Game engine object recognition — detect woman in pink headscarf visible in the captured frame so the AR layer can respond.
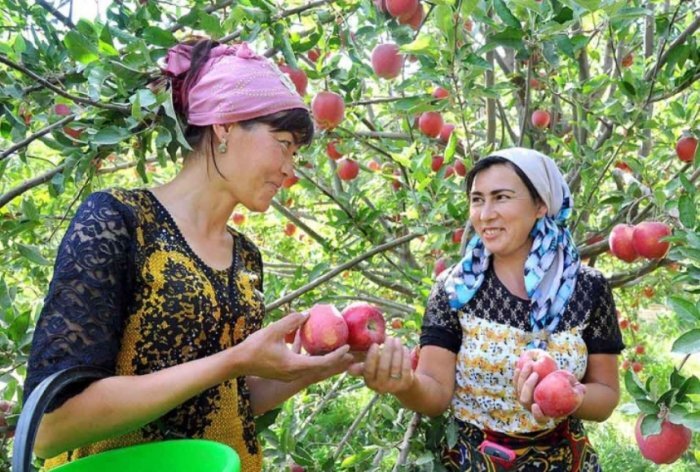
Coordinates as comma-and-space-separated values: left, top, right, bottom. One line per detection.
24, 38, 353, 471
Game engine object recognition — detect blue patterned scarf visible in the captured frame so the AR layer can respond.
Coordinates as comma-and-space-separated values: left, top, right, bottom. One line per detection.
443, 148, 580, 348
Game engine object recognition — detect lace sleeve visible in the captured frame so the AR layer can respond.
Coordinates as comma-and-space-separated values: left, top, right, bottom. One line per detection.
23, 192, 133, 411
419, 277, 462, 353
582, 271, 625, 355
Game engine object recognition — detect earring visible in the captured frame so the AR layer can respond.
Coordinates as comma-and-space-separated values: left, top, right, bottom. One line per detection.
217, 139, 227, 154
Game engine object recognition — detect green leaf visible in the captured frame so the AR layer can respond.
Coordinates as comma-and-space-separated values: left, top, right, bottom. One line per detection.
142, 27, 177, 48
92, 127, 130, 146
679, 411, 700, 432
446, 417, 458, 448
63, 31, 99, 64
640, 413, 662, 437
154, 126, 172, 148
678, 194, 696, 228
16, 243, 50, 266
678, 376, 700, 402
8, 310, 30, 343
494, 0, 521, 29
636, 399, 659, 415
400, 35, 440, 55
554, 35, 575, 59
668, 296, 700, 323
445, 132, 458, 161
672, 329, 700, 355
625, 370, 648, 400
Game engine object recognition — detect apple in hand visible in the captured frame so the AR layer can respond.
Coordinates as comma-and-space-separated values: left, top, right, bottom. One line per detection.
300, 304, 349, 355
341, 302, 386, 351
533, 370, 585, 418
635, 415, 692, 464
516, 349, 558, 381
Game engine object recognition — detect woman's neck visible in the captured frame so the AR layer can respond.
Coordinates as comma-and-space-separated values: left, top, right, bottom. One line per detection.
491, 251, 529, 299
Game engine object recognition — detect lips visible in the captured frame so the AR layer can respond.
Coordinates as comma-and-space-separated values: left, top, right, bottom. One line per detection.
482, 227, 504, 238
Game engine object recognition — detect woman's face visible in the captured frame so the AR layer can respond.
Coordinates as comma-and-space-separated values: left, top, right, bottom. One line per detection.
217, 122, 299, 212
469, 164, 547, 261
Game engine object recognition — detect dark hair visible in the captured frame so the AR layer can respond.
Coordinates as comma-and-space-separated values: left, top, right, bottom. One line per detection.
169, 38, 314, 172
466, 155, 542, 203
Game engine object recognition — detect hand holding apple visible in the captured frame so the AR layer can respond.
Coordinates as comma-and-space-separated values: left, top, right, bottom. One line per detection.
533, 370, 586, 419
348, 337, 414, 394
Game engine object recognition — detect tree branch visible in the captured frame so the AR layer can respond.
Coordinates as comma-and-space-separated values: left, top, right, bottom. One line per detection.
0, 164, 65, 209
391, 412, 422, 471
0, 115, 75, 162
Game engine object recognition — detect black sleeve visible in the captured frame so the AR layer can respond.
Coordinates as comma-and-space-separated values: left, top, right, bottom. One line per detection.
420, 277, 462, 353
23, 191, 133, 411
582, 272, 625, 355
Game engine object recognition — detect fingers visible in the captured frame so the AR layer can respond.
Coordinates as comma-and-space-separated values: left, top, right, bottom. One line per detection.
363, 343, 382, 382
531, 403, 549, 424
274, 311, 309, 334
518, 371, 539, 406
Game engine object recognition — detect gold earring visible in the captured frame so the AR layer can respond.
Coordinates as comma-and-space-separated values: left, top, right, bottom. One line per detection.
218, 140, 227, 154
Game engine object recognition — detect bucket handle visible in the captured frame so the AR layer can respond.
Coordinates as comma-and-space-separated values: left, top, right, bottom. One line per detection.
13, 366, 110, 472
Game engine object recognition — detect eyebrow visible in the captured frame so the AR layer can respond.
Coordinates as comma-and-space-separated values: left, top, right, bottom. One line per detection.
469, 189, 517, 196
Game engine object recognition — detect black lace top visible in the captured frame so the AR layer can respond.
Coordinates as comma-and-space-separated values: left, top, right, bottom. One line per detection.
419, 264, 624, 432
24, 189, 265, 470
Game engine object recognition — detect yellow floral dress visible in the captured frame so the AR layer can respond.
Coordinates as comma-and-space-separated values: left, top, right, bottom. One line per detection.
25, 188, 265, 471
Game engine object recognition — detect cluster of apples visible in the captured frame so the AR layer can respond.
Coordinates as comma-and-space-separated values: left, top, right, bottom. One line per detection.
374, 0, 424, 30
609, 221, 671, 263
288, 302, 386, 354
515, 349, 585, 418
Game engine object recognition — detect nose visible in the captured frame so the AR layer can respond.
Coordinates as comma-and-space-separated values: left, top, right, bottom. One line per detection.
479, 199, 497, 221
281, 156, 294, 178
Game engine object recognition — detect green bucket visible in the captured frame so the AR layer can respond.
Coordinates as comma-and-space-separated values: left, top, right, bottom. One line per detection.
51, 440, 240, 472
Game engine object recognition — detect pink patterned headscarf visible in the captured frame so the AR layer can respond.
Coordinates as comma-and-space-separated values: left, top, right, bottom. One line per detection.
163, 42, 307, 126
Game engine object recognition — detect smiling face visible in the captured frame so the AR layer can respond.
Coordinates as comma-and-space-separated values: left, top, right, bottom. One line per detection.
214, 122, 299, 212
469, 164, 547, 262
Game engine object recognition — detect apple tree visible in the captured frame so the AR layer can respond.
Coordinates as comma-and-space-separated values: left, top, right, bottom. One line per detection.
0, 0, 699, 470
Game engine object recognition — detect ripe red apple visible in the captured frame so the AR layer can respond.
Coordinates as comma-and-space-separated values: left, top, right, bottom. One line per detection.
529, 78, 544, 90
615, 161, 632, 173
432, 87, 449, 99
390, 318, 403, 329
284, 222, 297, 237
439, 123, 455, 143
326, 140, 343, 160
675, 136, 697, 163
622, 359, 631, 370
63, 126, 83, 139
454, 160, 467, 177
282, 174, 299, 188
410, 345, 420, 370
632, 221, 671, 260
632, 362, 643, 373
403, 4, 424, 30
232, 212, 246, 225
609, 224, 638, 262
337, 158, 359, 181
444, 165, 455, 178
635, 416, 692, 464
431, 155, 444, 172
371, 43, 403, 79
278, 64, 308, 96
300, 304, 349, 355
452, 228, 464, 244
341, 302, 386, 351
434, 257, 447, 277
635, 345, 645, 355
531, 110, 551, 129
533, 370, 585, 418
418, 111, 443, 138
516, 349, 558, 381
621, 53, 634, 68
307, 48, 320, 63
386, 0, 418, 21
619, 319, 630, 330
312, 91, 345, 130
368, 160, 380, 171
54, 104, 71, 116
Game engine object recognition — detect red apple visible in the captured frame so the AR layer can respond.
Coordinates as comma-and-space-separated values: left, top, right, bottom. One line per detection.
326, 140, 343, 160
312, 92, 345, 130
516, 349, 558, 381
439, 123, 455, 143
418, 111, 443, 138
531, 110, 551, 129
390, 318, 403, 329
284, 222, 297, 237
410, 345, 420, 370
63, 126, 83, 139
529, 78, 544, 90
615, 161, 632, 173
289, 463, 306, 472
278, 64, 307, 96
452, 228, 464, 244
368, 160, 381, 171
431, 155, 444, 172
282, 174, 299, 188
232, 212, 245, 225
444, 165, 455, 178
403, 4, 424, 30
371, 43, 403, 80
307, 48, 320, 63
454, 160, 467, 177
533, 370, 585, 418
0, 400, 14, 439
632, 221, 671, 260
621, 53, 634, 68
432, 87, 449, 100
386, 0, 418, 21
675, 136, 697, 163
619, 319, 630, 330
635, 345, 645, 355
54, 104, 71, 116
434, 257, 447, 277
337, 158, 360, 181
635, 416, 692, 464
300, 304, 349, 355
341, 302, 386, 351
622, 359, 631, 370
609, 224, 638, 262
632, 362, 643, 373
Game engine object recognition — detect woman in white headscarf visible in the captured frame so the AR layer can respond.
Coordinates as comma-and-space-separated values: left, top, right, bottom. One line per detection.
351, 148, 624, 470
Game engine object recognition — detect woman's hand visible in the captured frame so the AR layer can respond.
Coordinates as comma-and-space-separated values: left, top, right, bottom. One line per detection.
236, 312, 354, 383
514, 364, 584, 424
348, 337, 413, 394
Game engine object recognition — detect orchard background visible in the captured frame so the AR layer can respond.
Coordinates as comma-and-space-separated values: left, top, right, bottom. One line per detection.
0, 0, 699, 470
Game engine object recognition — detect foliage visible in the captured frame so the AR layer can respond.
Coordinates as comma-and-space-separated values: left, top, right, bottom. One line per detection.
0, 0, 699, 470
